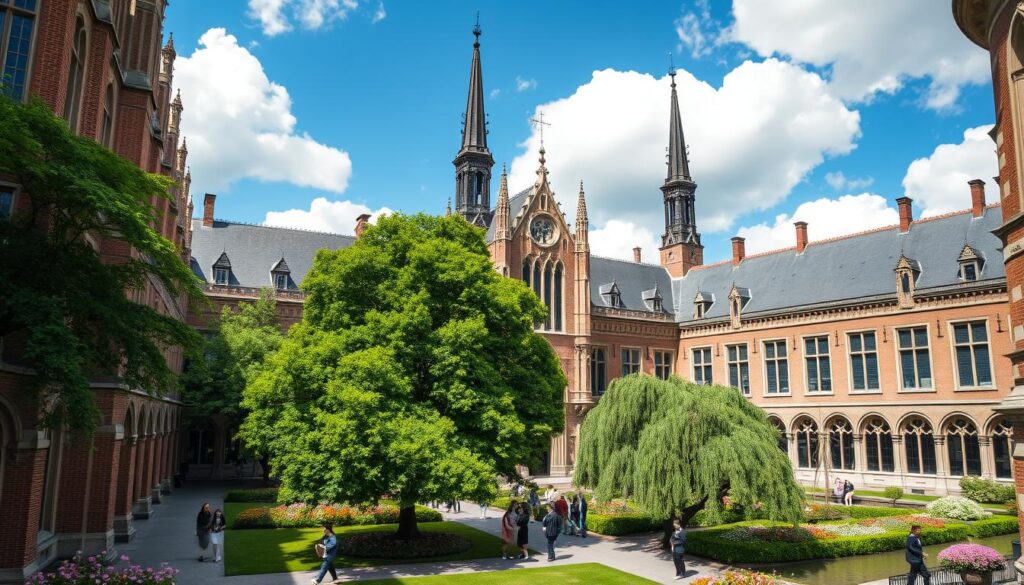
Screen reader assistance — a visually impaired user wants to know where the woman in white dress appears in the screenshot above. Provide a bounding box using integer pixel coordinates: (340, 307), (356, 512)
(209, 509), (227, 562)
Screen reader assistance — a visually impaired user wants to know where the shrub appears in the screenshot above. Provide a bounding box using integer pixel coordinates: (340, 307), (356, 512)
(845, 506), (912, 520)
(965, 515), (1019, 538)
(1005, 498), (1018, 517)
(960, 477), (1015, 505)
(927, 496), (992, 521)
(26, 552), (176, 584)
(232, 503), (442, 529)
(224, 487), (279, 503)
(586, 512), (661, 536)
(938, 544), (1007, 573)
(692, 570), (779, 585)
(883, 487), (904, 505)
(802, 504), (848, 523)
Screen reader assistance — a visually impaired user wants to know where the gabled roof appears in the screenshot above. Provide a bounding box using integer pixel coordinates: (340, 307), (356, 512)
(213, 252), (231, 269)
(672, 207), (1004, 323)
(271, 257), (291, 273)
(191, 219), (355, 288)
(485, 188), (531, 242)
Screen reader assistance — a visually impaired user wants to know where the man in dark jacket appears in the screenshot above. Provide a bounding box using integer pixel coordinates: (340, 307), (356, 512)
(906, 524), (930, 585)
(542, 503), (562, 561)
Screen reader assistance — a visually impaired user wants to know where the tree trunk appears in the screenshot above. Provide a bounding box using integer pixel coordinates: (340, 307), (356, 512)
(661, 497), (708, 550)
(396, 505), (420, 540)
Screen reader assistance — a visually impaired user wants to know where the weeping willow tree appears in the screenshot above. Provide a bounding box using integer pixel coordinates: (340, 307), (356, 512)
(574, 374), (804, 548)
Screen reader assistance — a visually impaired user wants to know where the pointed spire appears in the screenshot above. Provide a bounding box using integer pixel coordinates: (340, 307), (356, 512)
(163, 32), (176, 56)
(494, 164), (510, 241)
(666, 67), (692, 184)
(576, 180), (588, 230)
(173, 89), (182, 107)
(460, 16), (488, 154)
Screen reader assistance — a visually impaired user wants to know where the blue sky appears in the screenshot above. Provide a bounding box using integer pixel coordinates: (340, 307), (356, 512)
(166, 0), (998, 263)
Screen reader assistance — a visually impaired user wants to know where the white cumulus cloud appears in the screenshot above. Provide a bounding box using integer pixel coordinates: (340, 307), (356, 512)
(824, 171), (874, 191)
(727, 0), (990, 109)
(372, 2), (386, 23)
(736, 193), (899, 254)
(902, 125), (997, 217)
(174, 28), (352, 194)
(264, 197), (392, 235)
(589, 220), (661, 263)
(248, 0), (360, 36)
(507, 61), (860, 260)
(516, 76), (538, 92)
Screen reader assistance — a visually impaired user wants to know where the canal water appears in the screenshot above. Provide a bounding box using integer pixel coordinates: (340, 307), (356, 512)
(747, 533), (1017, 585)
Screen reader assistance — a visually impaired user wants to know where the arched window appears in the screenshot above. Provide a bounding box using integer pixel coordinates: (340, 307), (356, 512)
(864, 417), (894, 472)
(900, 273), (911, 294)
(542, 262), (552, 330)
(828, 417), (855, 470)
(553, 263), (563, 331)
(992, 419), (1014, 480)
(769, 417), (787, 453)
(591, 349), (606, 395)
(794, 417), (819, 469)
(522, 259), (531, 288)
(903, 417), (936, 475)
(101, 84), (115, 148)
(63, 17), (87, 131)
(946, 417), (981, 477)
(532, 262), (541, 299)
(474, 171), (484, 205)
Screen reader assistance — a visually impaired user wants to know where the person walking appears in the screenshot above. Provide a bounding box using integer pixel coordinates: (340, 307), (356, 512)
(906, 524), (931, 585)
(579, 494), (588, 538)
(556, 495), (570, 535)
(500, 502), (518, 560)
(478, 499), (489, 519)
(843, 479), (855, 507)
(209, 508), (227, 562)
(312, 523), (339, 585)
(542, 503), (562, 562)
(515, 503), (530, 560)
(670, 518), (687, 580)
(569, 496), (581, 536)
(195, 503), (213, 562)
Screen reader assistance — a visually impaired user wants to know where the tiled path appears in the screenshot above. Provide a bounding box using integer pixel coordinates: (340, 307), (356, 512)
(121, 482), (733, 585)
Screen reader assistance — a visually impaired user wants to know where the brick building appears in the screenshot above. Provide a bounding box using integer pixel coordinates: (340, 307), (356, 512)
(0, 1), (189, 581)
(952, 0), (1024, 568)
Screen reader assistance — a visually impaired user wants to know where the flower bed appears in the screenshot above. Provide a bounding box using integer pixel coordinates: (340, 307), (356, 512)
(224, 487), (280, 503)
(927, 496), (992, 521)
(26, 552), (176, 585)
(337, 531), (472, 559)
(233, 503), (442, 529)
(693, 570), (780, 585)
(938, 544), (1008, 573)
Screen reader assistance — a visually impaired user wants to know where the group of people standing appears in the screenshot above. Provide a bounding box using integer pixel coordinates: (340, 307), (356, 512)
(498, 488), (589, 563)
(832, 477), (855, 506)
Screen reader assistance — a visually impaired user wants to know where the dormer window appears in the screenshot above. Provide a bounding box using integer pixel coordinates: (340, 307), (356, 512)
(212, 252), (232, 286)
(642, 285), (664, 313)
(694, 292), (713, 319)
(728, 284), (751, 329)
(271, 258), (291, 290)
(958, 244), (983, 282)
(599, 282), (622, 308)
(894, 255), (921, 309)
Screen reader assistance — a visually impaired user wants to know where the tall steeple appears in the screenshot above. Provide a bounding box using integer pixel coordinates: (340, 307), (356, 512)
(453, 14), (495, 227)
(575, 180), (589, 252)
(659, 66), (703, 277)
(494, 164), (510, 241)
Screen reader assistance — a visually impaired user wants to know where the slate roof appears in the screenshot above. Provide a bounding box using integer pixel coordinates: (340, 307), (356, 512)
(190, 219), (355, 289)
(484, 188), (531, 241)
(591, 256), (675, 315)
(672, 207), (1004, 324)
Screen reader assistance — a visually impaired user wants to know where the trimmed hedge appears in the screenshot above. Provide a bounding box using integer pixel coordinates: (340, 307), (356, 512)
(224, 487), (279, 503)
(687, 520), (970, 564)
(844, 506), (910, 519)
(966, 515), (1019, 538)
(586, 513), (662, 536)
(233, 503), (442, 529)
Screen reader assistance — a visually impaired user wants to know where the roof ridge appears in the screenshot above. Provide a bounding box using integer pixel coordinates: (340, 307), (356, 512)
(591, 254), (670, 269)
(193, 217), (356, 239)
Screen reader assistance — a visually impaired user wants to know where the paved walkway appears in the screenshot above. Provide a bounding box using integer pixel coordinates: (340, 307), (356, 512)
(120, 482), (734, 584)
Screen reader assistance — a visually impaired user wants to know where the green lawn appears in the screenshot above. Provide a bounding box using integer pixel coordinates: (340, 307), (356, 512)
(359, 563), (657, 584)
(225, 521), (506, 576)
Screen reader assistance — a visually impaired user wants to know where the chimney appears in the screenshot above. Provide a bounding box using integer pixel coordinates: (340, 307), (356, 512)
(633, 246), (642, 263)
(203, 193), (216, 227)
(896, 197), (913, 233)
(969, 179), (986, 217)
(731, 237), (745, 266)
(794, 221), (808, 253)
(354, 213), (371, 238)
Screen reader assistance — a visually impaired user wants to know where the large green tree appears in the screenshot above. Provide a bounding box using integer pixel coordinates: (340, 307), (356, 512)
(574, 375), (803, 548)
(182, 289), (283, 480)
(240, 213), (566, 538)
(0, 97), (201, 433)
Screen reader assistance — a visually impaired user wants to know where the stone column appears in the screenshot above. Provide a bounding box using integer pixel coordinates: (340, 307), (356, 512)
(132, 434), (153, 519)
(114, 436), (137, 542)
(0, 433), (48, 584)
(979, 436), (993, 478)
(150, 432), (164, 504)
(79, 428), (121, 557)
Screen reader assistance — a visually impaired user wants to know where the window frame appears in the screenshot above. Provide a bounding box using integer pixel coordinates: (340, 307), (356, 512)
(726, 343), (750, 396)
(863, 417), (895, 473)
(690, 346), (711, 385)
(0, 0), (39, 102)
(947, 319), (995, 391)
(959, 261), (980, 282)
(620, 347), (641, 377)
(847, 329), (881, 394)
(0, 182), (18, 221)
(213, 267), (229, 285)
(591, 347), (607, 396)
(802, 333), (833, 395)
(762, 339), (790, 396)
(894, 324), (935, 393)
(902, 417), (938, 476)
(653, 349), (674, 380)
(273, 273), (288, 290)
